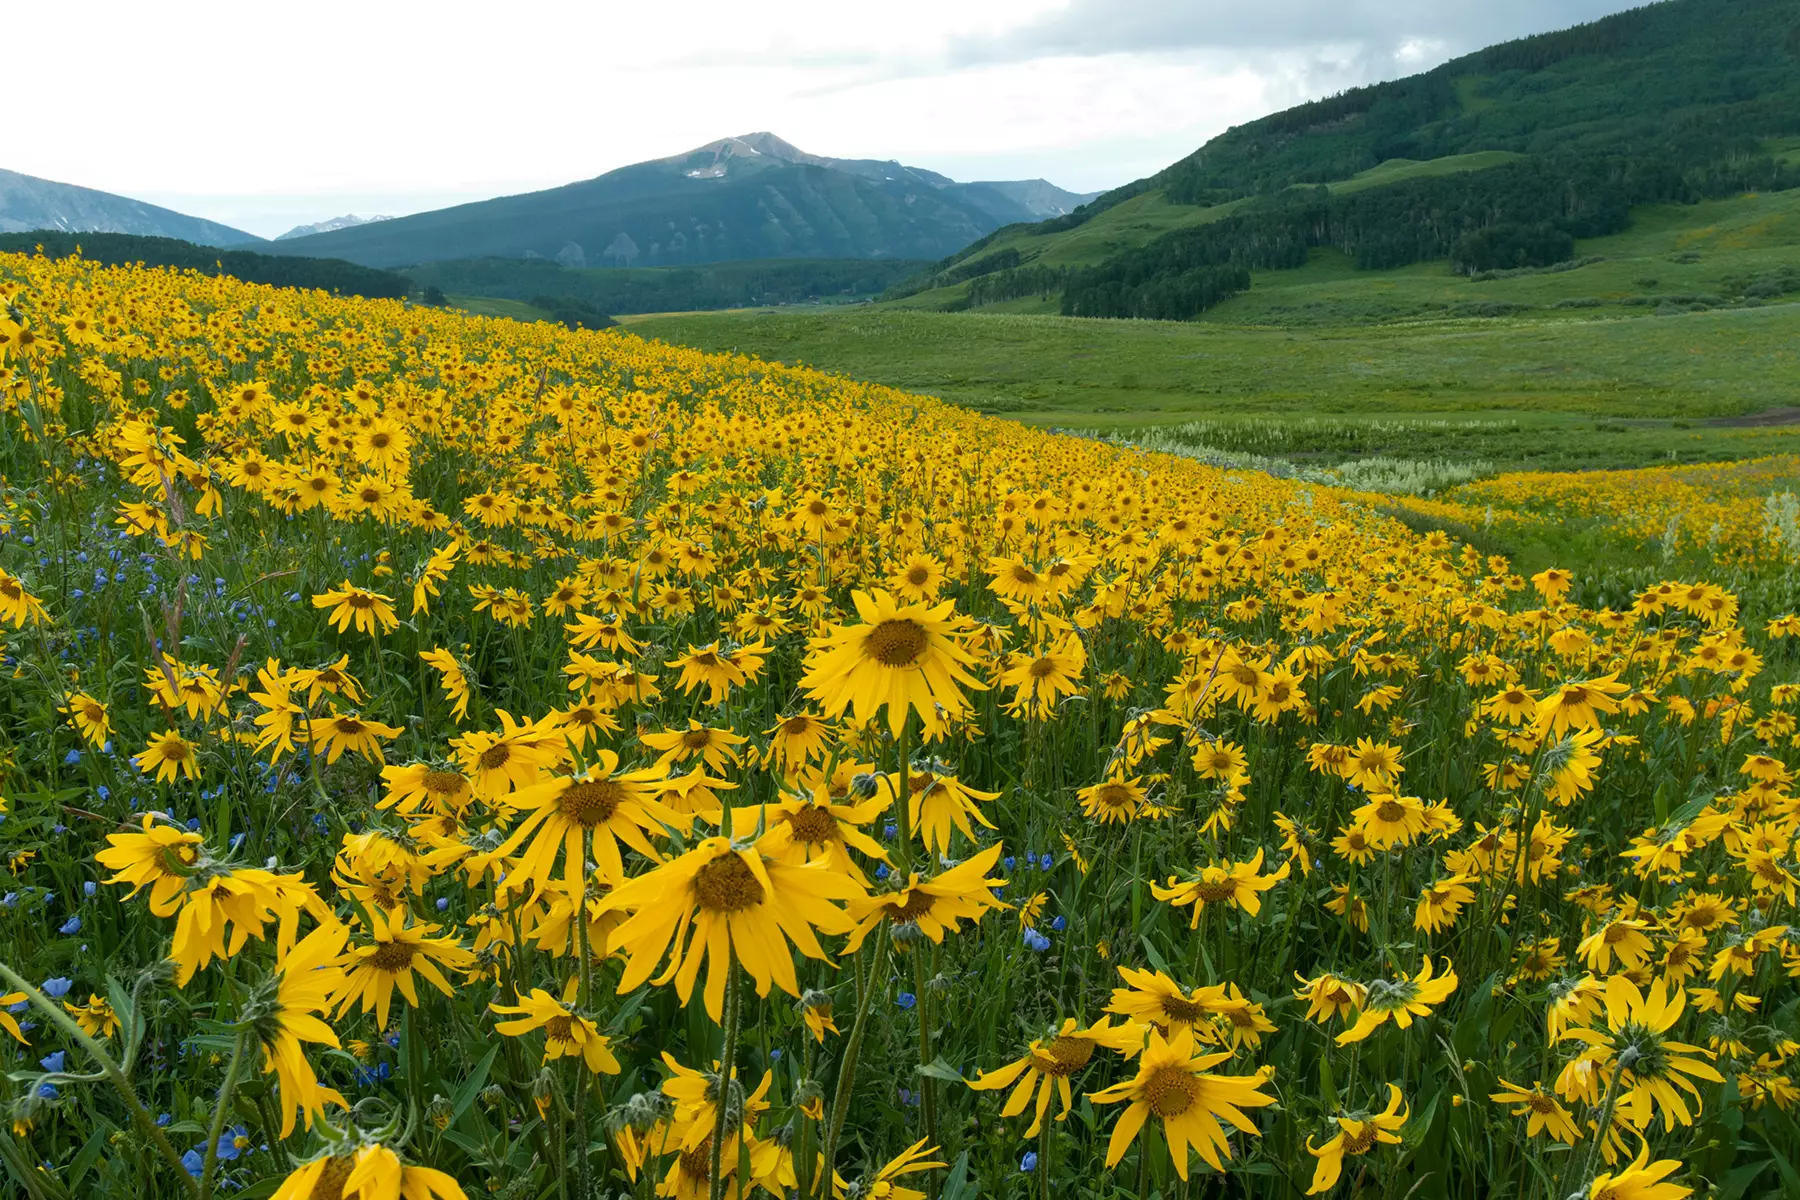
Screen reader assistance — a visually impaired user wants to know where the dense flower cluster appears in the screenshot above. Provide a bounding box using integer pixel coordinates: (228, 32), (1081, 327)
(1393, 455), (1800, 567)
(1, 251), (1794, 1198)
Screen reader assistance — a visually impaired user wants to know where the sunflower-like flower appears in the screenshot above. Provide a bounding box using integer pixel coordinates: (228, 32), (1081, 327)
(330, 907), (476, 1030)
(59, 692), (111, 748)
(881, 766), (1001, 856)
(1294, 973), (1368, 1024)
(1152, 848), (1290, 925)
(641, 720), (749, 773)
(1078, 772), (1148, 824)
(1579, 1136), (1693, 1200)
(450, 710), (567, 801)
(61, 994), (120, 1039)
(96, 813), (206, 907)
(832, 1138), (945, 1200)
(481, 750), (689, 896)
(1414, 873), (1477, 933)
(311, 580), (399, 637)
(491, 978), (622, 1074)
(601, 833), (862, 1021)
(136, 730), (202, 783)
(1557, 976), (1724, 1131)
(1488, 1078), (1581, 1144)
(842, 842), (1010, 951)
(998, 636), (1086, 720)
(968, 1016), (1144, 1136)
(1306, 1085), (1408, 1194)
(254, 922), (350, 1137)
(730, 788), (889, 886)
(1088, 1026), (1276, 1180)
(0, 568), (49, 628)
(1350, 792), (1432, 849)
(801, 589), (985, 738)
(1336, 957), (1458, 1044)
(378, 762), (474, 818)
(1105, 966), (1233, 1036)
(271, 1142), (466, 1200)
(0, 993), (27, 1044)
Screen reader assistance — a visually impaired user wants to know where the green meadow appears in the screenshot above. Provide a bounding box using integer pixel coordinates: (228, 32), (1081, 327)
(625, 190), (1800, 474)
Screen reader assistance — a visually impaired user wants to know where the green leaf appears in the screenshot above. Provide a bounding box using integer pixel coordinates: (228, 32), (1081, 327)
(1720, 1159), (1771, 1200)
(1769, 1141), (1800, 1194)
(451, 1043), (500, 1125)
(940, 1150), (975, 1200)
(67, 1124), (110, 1189)
(916, 1056), (966, 1082)
(1140, 936), (1172, 978)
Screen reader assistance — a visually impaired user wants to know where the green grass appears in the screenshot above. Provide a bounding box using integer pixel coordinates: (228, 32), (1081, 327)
(631, 188), (1800, 473)
(628, 301), (1800, 470)
(444, 293), (556, 322)
(1326, 151), (1525, 194)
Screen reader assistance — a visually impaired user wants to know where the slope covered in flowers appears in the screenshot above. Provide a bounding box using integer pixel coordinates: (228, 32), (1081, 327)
(1393, 455), (1800, 568)
(0, 251), (1796, 1200)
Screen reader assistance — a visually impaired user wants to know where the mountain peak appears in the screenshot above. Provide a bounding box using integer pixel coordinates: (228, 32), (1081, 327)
(671, 133), (833, 179)
(274, 213), (392, 241)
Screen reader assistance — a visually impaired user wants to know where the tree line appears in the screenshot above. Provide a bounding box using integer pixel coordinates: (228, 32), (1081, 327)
(404, 256), (927, 315)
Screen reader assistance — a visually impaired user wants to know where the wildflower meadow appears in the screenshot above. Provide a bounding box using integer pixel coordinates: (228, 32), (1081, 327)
(0, 250), (1796, 1200)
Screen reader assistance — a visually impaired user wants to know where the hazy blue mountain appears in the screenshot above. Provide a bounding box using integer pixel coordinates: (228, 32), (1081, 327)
(266, 133), (1107, 268)
(0, 169), (261, 247)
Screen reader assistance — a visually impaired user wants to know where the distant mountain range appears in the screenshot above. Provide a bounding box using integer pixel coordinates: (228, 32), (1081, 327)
(266, 133), (1101, 268)
(275, 214), (391, 241)
(0, 168), (260, 247)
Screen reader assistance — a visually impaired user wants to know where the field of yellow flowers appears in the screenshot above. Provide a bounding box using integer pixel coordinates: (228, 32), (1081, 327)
(0, 250), (1797, 1200)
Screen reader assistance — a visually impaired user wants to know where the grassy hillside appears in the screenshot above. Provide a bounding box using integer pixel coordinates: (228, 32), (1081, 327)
(891, 0), (1800, 318)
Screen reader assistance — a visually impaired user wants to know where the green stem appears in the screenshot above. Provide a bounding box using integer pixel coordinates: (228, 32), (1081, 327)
(895, 717), (913, 871)
(0, 962), (200, 1199)
(709, 953), (743, 1200)
(910, 947), (938, 1154)
(198, 1028), (251, 1200)
(1036, 1107), (1052, 1200)
(816, 924), (888, 1200)
(574, 830), (597, 1200)
(405, 1002), (426, 1118)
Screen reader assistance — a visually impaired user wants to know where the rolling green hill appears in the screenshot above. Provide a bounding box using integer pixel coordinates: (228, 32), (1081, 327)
(891, 0), (1800, 319)
(264, 133), (1098, 270)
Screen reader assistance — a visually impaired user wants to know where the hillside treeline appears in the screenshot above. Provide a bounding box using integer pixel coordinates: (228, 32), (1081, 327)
(1061, 150), (1796, 318)
(0, 232), (411, 299)
(896, 0), (1800, 320)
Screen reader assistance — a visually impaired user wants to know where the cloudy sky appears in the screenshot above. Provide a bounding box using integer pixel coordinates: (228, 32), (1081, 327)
(14, 0), (1643, 238)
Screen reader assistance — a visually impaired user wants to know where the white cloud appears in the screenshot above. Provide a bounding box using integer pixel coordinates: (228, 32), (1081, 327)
(10, 0), (1642, 238)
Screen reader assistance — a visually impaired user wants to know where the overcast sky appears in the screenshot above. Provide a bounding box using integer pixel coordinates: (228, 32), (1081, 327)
(14, 0), (1645, 238)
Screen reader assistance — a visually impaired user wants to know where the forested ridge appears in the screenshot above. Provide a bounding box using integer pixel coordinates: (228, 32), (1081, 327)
(901, 0), (1800, 320)
(404, 256), (927, 315)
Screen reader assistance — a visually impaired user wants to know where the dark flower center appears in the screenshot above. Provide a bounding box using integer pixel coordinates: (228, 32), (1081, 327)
(1142, 1065), (1198, 1117)
(694, 854), (766, 912)
(560, 780), (625, 826)
(866, 619), (929, 667)
(368, 941), (417, 972)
